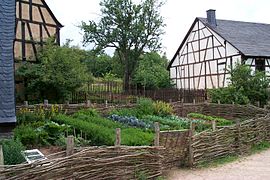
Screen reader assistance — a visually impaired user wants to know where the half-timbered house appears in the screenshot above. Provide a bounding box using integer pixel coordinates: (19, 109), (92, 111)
(15, 0), (63, 100)
(15, 0), (63, 62)
(168, 10), (270, 90)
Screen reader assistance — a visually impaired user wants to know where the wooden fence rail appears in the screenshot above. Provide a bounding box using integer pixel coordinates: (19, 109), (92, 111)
(71, 88), (207, 104)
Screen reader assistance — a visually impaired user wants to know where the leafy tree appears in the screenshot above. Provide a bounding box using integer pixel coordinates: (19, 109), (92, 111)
(210, 63), (270, 106)
(16, 40), (90, 102)
(81, 0), (165, 91)
(84, 53), (114, 77)
(133, 52), (171, 89)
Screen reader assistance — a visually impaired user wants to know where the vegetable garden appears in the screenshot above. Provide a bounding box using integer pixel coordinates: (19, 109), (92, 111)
(1, 98), (235, 165)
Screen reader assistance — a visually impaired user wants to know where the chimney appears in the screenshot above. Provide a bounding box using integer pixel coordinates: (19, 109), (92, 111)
(207, 9), (217, 27)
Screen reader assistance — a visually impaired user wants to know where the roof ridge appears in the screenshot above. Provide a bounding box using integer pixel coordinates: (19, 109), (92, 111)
(197, 17), (270, 26)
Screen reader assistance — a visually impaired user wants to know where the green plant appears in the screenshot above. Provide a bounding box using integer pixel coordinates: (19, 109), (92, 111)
(14, 126), (49, 147)
(73, 108), (100, 118)
(136, 98), (155, 117)
(53, 114), (154, 146)
(41, 121), (67, 145)
(251, 141), (270, 153)
(0, 139), (26, 165)
(16, 39), (91, 102)
(153, 101), (173, 117)
(210, 63), (270, 106)
(187, 113), (233, 126)
(81, 0), (165, 91)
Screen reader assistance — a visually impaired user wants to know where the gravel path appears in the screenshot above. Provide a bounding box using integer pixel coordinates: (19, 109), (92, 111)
(167, 149), (270, 180)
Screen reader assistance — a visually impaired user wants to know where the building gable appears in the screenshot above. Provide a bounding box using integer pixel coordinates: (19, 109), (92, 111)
(169, 17), (241, 89)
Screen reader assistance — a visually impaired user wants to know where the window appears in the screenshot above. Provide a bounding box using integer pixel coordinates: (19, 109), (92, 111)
(255, 58), (265, 72)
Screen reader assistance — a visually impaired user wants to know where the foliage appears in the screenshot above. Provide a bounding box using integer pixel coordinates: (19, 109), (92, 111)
(13, 126), (49, 147)
(53, 114), (153, 146)
(84, 53), (114, 77)
(81, 0), (165, 90)
(16, 39), (90, 102)
(0, 139), (26, 165)
(142, 115), (189, 130)
(187, 113), (233, 126)
(40, 121), (68, 144)
(133, 52), (171, 89)
(209, 87), (250, 105)
(251, 141), (270, 154)
(210, 63), (270, 106)
(153, 101), (173, 117)
(108, 115), (153, 129)
(17, 105), (64, 125)
(135, 98), (155, 117)
(73, 108), (100, 118)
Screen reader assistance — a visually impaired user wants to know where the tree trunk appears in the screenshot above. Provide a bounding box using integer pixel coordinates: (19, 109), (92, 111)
(124, 61), (130, 92)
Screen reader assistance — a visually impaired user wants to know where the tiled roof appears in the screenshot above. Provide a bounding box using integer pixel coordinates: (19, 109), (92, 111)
(199, 17), (270, 57)
(0, 0), (17, 123)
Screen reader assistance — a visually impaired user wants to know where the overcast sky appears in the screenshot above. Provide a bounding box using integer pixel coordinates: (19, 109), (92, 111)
(46, 0), (270, 60)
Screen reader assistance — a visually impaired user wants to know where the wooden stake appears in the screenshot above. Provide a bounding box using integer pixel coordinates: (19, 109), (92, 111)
(44, 99), (48, 107)
(86, 100), (91, 108)
(154, 122), (160, 146)
(193, 99), (196, 105)
(24, 101), (28, 107)
(189, 121), (195, 167)
(218, 100), (221, 104)
(0, 145), (4, 166)
(212, 120), (216, 131)
(115, 128), (121, 146)
(105, 100), (108, 108)
(66, 136), (74, 156)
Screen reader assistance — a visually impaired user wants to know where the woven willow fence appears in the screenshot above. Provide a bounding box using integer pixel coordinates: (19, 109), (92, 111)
(190, 115), (270, 166)
(0, 146), (164, 180)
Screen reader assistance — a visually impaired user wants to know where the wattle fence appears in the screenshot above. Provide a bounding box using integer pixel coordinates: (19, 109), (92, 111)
(190, 115), (270, 166)
(2, 103), (270, 179)
(0, 146), (164, 179)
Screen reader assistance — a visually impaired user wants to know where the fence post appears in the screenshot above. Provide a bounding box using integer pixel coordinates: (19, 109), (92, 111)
(154, 122), (160, 146)
(105, 100), (108, 108)
(65, 100), (69, 106)
(44, 99), (48, 107)
(212, 120), (216, 131)
(24, 101), (28, 107)
(66, 136), (74, 156)
(189, 121), (195, 167)
(193, 99), (196, 105)
(0, 145), (4, 166)
(115, 128), (121, 146)
(86, 100), (91, 108)
(235, 120), (242, 155)
(218, 100), (221, 104)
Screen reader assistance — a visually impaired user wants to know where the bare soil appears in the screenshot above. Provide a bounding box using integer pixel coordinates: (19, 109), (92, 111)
(166, 149), (270, 180)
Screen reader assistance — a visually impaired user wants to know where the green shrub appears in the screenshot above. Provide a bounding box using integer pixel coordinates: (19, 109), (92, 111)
(17, 109), (45, 125)
(73, 108), (100, 118)
(14, 126), (49, 147)
(121, 128), (154, 146)
(187, 113), (233, 126)
(153, 101), (173, 117)
(41, 121), (68, 144)
(135, 98), (155, 117)
(209, 87), (250, 105)
(0, 139), (25, 165)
